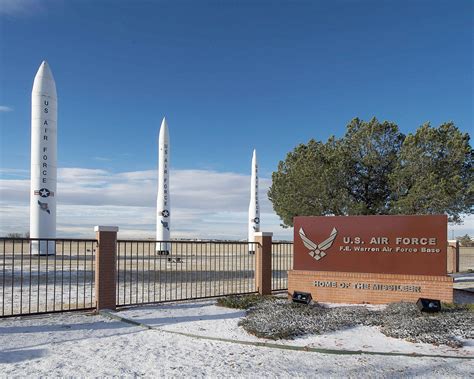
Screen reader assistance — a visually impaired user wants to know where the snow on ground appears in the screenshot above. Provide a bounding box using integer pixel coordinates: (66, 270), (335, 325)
(120, 300), (474, 358)
(1, 299), (473, 377)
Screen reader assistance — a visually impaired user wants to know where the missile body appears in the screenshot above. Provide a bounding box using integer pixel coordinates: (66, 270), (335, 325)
(248, 149), (260, 253)
(156, 117), (170, 254)
(30, 61), (57, 255)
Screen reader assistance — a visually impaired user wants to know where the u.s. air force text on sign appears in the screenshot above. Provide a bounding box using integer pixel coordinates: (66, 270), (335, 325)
(294, 215), (447, 276)
(288, 215), (453, 304)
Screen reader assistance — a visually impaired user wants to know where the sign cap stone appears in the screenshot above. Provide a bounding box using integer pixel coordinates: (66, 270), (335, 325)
(254, 232), (273, 237)
(94, 226), (119, 232)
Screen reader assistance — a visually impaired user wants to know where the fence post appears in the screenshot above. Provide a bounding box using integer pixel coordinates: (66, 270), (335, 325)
(447, 242), (454, 274)
(254, 232), (273, 295)
(455, 240), (460, 273)
(94, 226), (118, 311)
(447, 241), (460, 274)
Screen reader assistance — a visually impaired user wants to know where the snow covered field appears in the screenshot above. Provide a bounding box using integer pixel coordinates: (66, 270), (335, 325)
(1, 299), (473, 377)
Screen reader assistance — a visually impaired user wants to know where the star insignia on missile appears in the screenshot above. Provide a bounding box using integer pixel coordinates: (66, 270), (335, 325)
(253, 217), (260, 224)
(39, 188), (51, 198)
(161, 210), (170, 217)
(299, 227), (338, 261)
(34, 188), (54, 197)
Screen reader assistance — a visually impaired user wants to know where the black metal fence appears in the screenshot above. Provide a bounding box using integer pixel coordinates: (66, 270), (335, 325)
(116, 240), (259, 306)
(1, 237), (294, 317)
(271, 242), (293, 291)
(0, 238), (97, 317)
(459, 247), (474, 272)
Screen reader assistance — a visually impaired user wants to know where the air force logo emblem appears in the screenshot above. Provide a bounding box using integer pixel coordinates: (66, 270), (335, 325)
(299, 227), (338, 261)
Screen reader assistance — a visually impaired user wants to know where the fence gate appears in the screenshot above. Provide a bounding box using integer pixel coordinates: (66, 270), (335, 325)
(271, 242), (293, 291)
(116, 240), (258, 307)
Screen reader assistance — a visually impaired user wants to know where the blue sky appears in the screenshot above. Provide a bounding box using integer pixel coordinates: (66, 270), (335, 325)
(0, 0), (472, 238)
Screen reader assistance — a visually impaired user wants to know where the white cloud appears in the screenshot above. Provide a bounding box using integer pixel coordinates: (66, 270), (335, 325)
(448, 219), (474, 240)
(93, 156), (112, 162)
(0, 167), (293, 240)
(0, 168), (29, 178)
(0, 0), (43, 16)
(0, 105), (13, 112)
(3, 166), (470, 241)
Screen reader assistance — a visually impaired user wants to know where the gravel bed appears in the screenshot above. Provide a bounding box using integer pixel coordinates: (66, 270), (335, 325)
(239, 299), (474, 347)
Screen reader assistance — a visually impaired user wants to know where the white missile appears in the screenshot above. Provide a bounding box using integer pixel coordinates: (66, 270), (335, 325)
(156, 117), (171, 254)
(248, 149), (260, 253)
(30, 61), (57, 255)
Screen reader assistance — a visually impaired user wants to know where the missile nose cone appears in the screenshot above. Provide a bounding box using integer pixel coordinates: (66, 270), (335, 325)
(32, 60), (56, 96)
(159, 116), (169, 142)
(36, 61), (54, 80)
(161, 117), (168, 130)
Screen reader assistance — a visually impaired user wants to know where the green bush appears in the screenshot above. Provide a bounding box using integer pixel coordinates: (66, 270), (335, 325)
(442, 302), (474, 312)
(216, 294), (274, 309)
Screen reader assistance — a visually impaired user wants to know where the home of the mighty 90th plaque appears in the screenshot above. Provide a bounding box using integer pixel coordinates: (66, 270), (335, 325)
(288, 215), (453, 304)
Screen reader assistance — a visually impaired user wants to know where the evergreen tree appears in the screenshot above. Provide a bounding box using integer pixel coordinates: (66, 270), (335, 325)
(268, 137), (347, 227)
(341, 117), (404, 215)
(390, 123), (473, 223)
(269, 119), (472, 227)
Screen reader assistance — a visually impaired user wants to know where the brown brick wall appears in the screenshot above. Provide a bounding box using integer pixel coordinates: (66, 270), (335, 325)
(95, 230), (117, 310)
(288, 270), (453, 304)
(255, 233), (272, 295)
(447, 242), (459, 273)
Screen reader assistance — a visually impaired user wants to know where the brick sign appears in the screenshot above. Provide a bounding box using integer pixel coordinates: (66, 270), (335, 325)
(293, 215), (447, 276)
